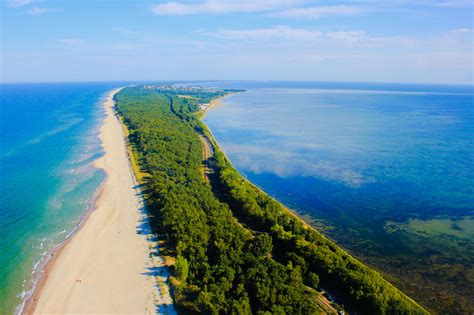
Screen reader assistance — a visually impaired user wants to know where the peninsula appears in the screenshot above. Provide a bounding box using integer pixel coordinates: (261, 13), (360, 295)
(27, 85), (428, 314)
(113, 85), (428, 314)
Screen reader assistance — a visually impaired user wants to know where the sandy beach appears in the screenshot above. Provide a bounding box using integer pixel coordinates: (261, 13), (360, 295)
(29, 89), (173, 314)
(200, 92), (238, 117)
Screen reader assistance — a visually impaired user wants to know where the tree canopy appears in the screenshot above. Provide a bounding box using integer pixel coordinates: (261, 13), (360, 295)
(115, 86), (428, 314)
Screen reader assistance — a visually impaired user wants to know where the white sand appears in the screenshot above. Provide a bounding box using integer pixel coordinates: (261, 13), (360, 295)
(31, 89), (174, 314)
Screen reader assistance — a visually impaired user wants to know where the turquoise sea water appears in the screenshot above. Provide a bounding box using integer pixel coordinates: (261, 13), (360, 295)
(203, 82), (474, 311)
(0, 83), (122, 313)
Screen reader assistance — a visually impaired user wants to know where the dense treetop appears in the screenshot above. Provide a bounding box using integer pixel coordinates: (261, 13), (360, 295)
(115, 86), (428, 314)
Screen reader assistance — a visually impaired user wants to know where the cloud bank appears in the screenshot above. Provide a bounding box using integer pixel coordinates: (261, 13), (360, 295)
(152, 0), (362, 19)
(153, 0), (294, 15)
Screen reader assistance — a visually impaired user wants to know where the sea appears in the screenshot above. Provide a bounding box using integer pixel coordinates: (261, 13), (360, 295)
(201, 81), (474, 312)
(1, 81), (472, 313)
(0, 82), (124, 314)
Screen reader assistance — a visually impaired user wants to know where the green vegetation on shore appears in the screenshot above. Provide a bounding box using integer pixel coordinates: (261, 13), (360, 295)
(115, 86), (428, 314)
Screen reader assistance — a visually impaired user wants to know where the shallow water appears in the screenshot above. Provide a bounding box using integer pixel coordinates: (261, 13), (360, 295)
(203, 81), (474, 311)
(0, 83), (121, 313)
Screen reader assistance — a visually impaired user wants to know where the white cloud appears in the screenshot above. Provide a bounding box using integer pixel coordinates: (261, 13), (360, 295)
(270, 5), (363, 19)
(224, 143), (370, 187)
(203, 26), (377, 45)
(27, 7), (62, 15)
(7, 0), (34, 8)
(206, 26), (322, 40)
(151, 0), (469, 17)
(435, 0), (473, 7)
(326, 31), (369, 43)
(152, 0), (294, 15)
(449, 28), (472, 34)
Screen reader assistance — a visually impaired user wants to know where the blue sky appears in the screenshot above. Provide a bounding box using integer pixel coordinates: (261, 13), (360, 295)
(1, 0), (473, 83)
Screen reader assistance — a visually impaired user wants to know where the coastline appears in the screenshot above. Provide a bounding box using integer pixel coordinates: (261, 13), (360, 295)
(200, 93), (424, 310)
(202, 93), (368, 240)
(107, 86), (428, 313)
(25, 88), (173, 314)
(20, 94), (112, 315)
(20, 181), (105, 315)
(199, 92), (239, 118)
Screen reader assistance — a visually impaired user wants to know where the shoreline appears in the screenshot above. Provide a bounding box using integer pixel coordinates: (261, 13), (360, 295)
(20, 179), (105, 315)
(200, 92), (424, 311)
(201, 92), (346, 234)
(20, 93), (112, 315)
(25, 88), (173, 314)
(199, 92), (239, 118)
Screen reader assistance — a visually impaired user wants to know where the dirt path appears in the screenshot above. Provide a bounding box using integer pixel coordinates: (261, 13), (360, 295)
(316, 293), (339, 314)
(198, 133), (214, 182)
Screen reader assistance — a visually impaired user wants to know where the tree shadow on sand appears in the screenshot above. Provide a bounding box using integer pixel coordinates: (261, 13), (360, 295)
(133, 183), (177, 315)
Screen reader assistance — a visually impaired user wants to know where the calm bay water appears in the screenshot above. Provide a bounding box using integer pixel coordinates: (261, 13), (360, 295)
(203, 82), (474, 311)
(0, 83), (122, 313)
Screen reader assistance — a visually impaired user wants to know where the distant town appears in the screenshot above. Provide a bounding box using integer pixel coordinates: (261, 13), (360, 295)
(143, 84), (220, 93)
(142, 85), (235, 110)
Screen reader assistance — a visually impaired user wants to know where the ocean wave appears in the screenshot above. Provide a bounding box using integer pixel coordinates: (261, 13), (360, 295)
(14, 176), (105, 315)
(27, 117), (83, 146)
(0, 118), (84, 161)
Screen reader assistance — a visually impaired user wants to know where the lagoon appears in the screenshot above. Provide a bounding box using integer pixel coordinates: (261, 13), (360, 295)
(203, 81), (474, 312)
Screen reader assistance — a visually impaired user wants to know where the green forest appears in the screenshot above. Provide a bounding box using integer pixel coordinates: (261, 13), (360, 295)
(114, 86), (428, 314)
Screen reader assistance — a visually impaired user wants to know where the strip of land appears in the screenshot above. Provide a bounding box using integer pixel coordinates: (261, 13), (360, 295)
(198, 133), (214, 183)
(114, 86), (427, 314)
(28, 89), (173, 314)
(199, 105), (338, 314)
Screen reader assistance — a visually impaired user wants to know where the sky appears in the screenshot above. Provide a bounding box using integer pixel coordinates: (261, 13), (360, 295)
(1, 0), (473, 84)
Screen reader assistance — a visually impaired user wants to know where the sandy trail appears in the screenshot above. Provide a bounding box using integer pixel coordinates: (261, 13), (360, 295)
(198, 133), (214, 183)
(30, 89), (174, 315)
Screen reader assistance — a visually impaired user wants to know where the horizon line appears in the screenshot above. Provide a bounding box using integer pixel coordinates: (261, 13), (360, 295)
(1, 79), (473, 87)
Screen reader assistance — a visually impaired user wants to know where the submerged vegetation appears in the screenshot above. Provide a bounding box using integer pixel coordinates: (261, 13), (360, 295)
(115, 86), (428, 314)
